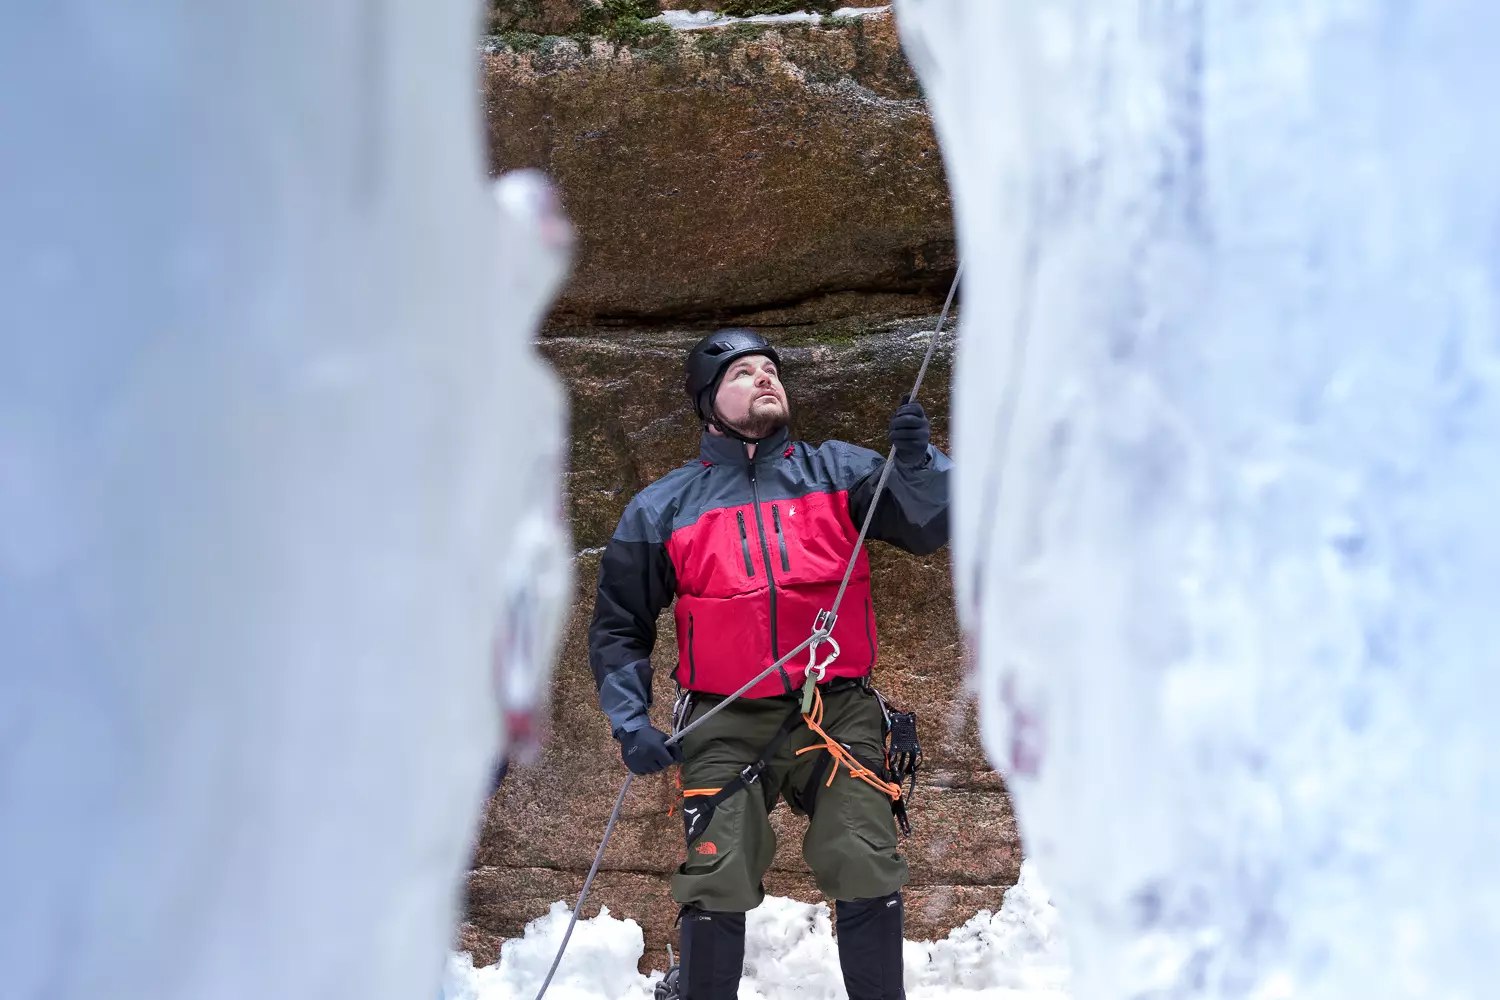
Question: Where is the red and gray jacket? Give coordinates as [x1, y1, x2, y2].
[588, 424, 951, 737]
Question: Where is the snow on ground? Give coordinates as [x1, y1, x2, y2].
[649, 6, 890, 31]
[442, 862, 1069, 1000]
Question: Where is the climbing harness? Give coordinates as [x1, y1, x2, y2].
[673, 677, 922, 843]
[680, 703, 805, 844]
[795, 684, 903, 804]
[532, 263, 962, 1000]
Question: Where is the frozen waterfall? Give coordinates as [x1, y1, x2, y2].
[896, 2, 1500, 997]
[0, 4, 571, 1000]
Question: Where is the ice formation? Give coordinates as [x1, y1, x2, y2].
[0, 4, 571, 1000]
[895, 1, 1500, 997]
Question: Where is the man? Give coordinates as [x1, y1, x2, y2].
[588, 329, 951, 1000]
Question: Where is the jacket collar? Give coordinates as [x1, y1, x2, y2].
[698, 425, 790, 467]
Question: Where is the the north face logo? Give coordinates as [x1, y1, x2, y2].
[695, 842, 718, 856]
[788, 506, 796, 516]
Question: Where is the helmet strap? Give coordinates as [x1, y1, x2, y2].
[702, 385, 775, 446]
[710, 414, 772, 446]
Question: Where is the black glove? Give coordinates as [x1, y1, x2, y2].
[888, 398, 931, 466]
[619, 725, 681, 776]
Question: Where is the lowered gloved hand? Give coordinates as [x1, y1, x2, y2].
[888, 398, 931, 466]
[618, 725, 682, 776]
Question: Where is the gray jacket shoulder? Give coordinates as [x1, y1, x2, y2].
[612, 462, 711, 543]
[805, 438, 885, 489]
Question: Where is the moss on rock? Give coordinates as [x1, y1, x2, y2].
[487, 0, 668, 39]
[720, 0, 836, 15]
[571, 0, 669, 44]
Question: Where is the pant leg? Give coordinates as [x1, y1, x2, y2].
[679, 907, 746, 1000]
[669, 695, 786, 913]
[837, 893, 907, 1000]
[787, 684, 909, 903]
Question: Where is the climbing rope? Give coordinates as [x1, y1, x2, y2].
[795, 683, 904, 801]
[532, 263, 962, 1000]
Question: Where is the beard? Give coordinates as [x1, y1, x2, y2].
[726, 397, 789, 439]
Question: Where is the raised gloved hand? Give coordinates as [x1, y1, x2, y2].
[618, 725, 682, 776]
[888, 398, 931, 466]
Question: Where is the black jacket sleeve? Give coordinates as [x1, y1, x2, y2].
[843, 443, 953, 555]
[587, 496, 677, 738]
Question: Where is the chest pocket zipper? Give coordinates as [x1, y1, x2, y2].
[737, 511, 755, 576]
[772, 505, 791, 572]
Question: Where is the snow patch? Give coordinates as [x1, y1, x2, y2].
[445, 904, 657, 1000]
[650, 6, 890, 31]
[906, 864, 1069, 998]
[443, 862, 1071, 1000]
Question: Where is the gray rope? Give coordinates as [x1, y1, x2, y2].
[532, 265, 962, 1000]
[531, 775, 633, 1000]
[667, 630, 822, 746]
[827, 262, 963, 617]
[908, 260, 965, 410]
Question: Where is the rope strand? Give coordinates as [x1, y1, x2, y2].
[796, 685, 903, 800]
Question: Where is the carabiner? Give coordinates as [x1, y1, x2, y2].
[806, 633, 841, 682]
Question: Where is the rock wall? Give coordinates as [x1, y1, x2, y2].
[463, 7, 1017, 971]
[481, 8, 954, 327]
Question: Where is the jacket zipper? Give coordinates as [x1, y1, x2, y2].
[736, 511, 755, 576]
[688, 611, 697, 685]
[772, 504, 790, 572]
[747, 464, 780, 660]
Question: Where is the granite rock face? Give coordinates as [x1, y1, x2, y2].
[459, 324, 1021, 968]
[481, 9, 955, 328]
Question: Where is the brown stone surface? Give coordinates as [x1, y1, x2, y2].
[487, 0, 602, 36]
[481, 11, 955, 327]
[485, 1, 893, 35]
[462, 322, 1022, 970]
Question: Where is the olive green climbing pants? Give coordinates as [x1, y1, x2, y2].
[670, 681, 909, 912]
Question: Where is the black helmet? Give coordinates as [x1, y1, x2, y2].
[684, 329, 781, 424]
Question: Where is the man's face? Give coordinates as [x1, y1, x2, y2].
[712, 353, 790, 438]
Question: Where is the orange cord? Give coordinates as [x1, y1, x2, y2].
[672, 771, 726, 815]
[669, 687, 902, 817]
[796, 685, 902, 801]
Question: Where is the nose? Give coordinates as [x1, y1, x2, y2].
[756, 370, 773, 388]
